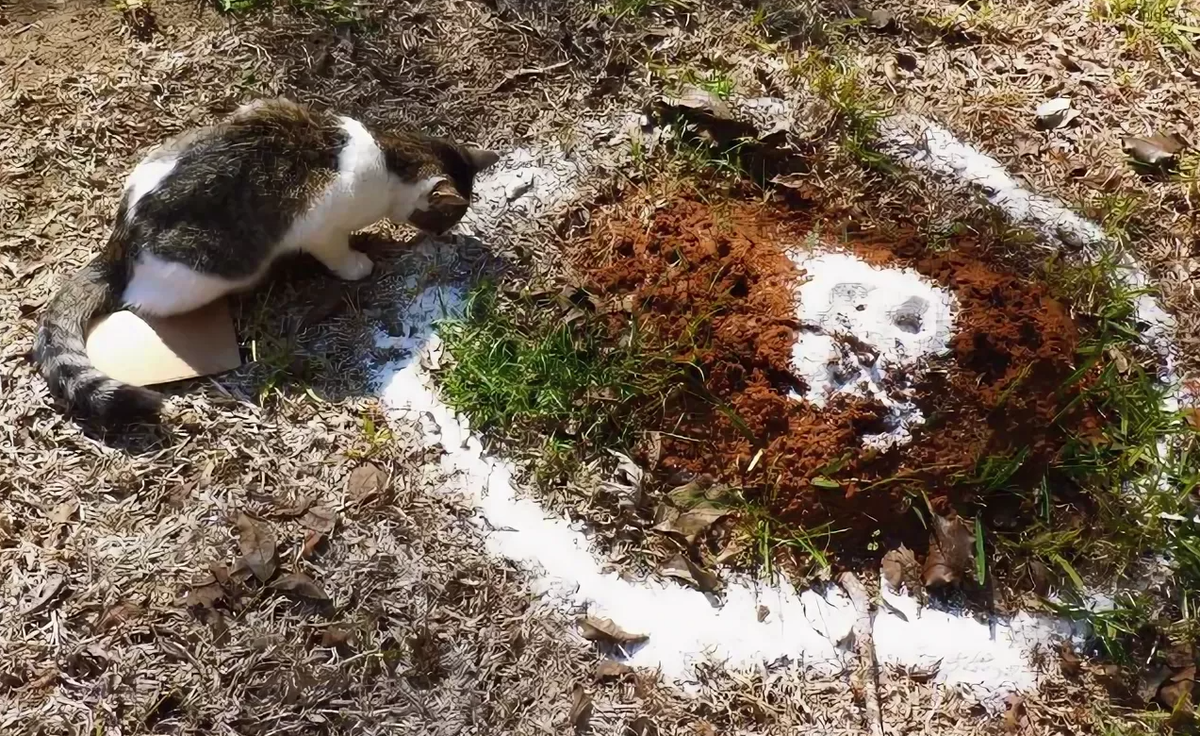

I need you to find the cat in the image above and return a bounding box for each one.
[33,97,499,423]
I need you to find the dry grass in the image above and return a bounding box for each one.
[1,0,1194,733]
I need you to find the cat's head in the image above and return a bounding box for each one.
[406,144,500,234]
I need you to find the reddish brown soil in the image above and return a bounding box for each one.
[584,198,1091,548]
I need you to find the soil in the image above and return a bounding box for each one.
[585,197,1092,550]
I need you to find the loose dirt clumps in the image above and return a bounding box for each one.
[584,197,1089,549]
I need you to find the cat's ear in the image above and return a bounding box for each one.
[463,147,500,171]
[429,179,468,208]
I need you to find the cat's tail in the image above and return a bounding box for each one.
[34,253,163,422]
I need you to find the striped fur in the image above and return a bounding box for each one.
[34,232,163,421]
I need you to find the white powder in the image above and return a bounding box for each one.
[456,146,583,237]
[371,282,1067,707]
[790,251,957,449]
[878,114,1176,380]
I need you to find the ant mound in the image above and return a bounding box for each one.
[585,198,1090,550]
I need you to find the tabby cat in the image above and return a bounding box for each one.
[34,97,498,422]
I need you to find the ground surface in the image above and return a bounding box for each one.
[0,0,1196,734]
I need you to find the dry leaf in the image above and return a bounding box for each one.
[96,600,143,632]
[1001,694,1025,733]
[595,659,633,682]
[273,495,312,518]
[47,499,79,525]
[347,463,387,505]
[1138,664,1171,704]
[301,506,337,534]
[568,684,593,733]
[625,716,658,736]
[182,580,224,609]
[1035,97,1077,129]
[881,544,917,592]
[300,530,325,559]
[661,553,721,592]
[270,572,330,602]
[235,513,277,582]
[21,574,66,615]
[1122,134,1184,167]
[579,616,648,646]
[1158,666,1195,713]
[922,513,975,589]
[1059,643,1082,677]
[652,506,729,546]
[757,605,769,622]
[321,626,357,648]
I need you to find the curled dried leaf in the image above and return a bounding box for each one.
[235,513,277,582]
[347,463,387,506]
[922,513,974,589]
[21,574,66,616]
[661,553,721,592]
[652,506,729,546]
[579,616,648,646]
[595,659,633,682]
[301,506,337,534]
[96,600,143,632]
[300,530,325,559]
[881,544,917,592]
[568,684,593,733]
[269,572,330,602]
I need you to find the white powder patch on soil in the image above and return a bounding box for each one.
[790,251,957,449]
[371,282,1070,706]
[456,146,584,237]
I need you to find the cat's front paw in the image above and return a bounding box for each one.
[332,250,374,281]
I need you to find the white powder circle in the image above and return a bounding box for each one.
[789,252,957,448]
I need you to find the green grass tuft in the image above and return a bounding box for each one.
[437,282,680,470]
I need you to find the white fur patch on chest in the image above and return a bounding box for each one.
[283,117,394,249]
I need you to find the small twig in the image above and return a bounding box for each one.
[840,571,884,736]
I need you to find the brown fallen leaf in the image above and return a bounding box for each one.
[652,506,729,546]
[272,495,312,518]
[568,684,593,733]
[1158,666,1195,714]
[21,574,66,616]
[1138,664,1172,705]
[1122,134,1185,167]
[1001,694,1025,733]
[96,600,143,633]
[235,513,277,582]
[922,512,975,589]
[579,616,648,646]
[881,545,917,592]
[661,553,721,592]
[624,717,658,736]
[300,530,325,559]
[1059,643,1082,677]
[321,626,357,648]
[757,605,770,622]
[181,580,224,609]
[47,499,79,525]
[595,659,633,682]
[347,463,387,506]
[301,506,337,534]
[270,572,330,602]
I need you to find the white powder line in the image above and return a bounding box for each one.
[878,114,1177,384]
[373,282,1068,708]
